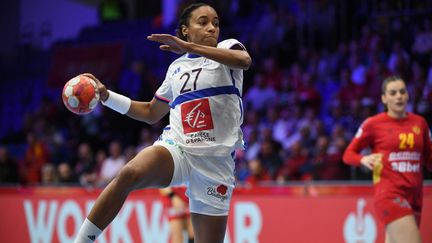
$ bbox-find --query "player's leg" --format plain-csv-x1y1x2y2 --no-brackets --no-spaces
191,213,227,243
385,231,391,243
385,214,421,243
169,218,185,243
186,216,195,242
185,152,235,243
75,145,174,242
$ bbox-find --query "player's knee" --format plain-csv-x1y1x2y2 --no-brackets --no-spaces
116,164,143,190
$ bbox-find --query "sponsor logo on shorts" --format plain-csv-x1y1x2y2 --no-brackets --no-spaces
160,138,183,153
392,197,411,209
207,184,229,202
165,138,176,146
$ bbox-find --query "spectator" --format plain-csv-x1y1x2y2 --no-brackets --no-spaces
57,162,78,184
81,149,108,187
22,132,50,184
244,128,261,162
118,59,145,100
257,137,283,179
242,110,260,142
387,40,410,75
41,163,58,185
74,143,98,186
97,141,126,186
243,73,277,113
123,145,137,162
337,68,366,108
259,107,279,135
277,141,309,181
349,54,368,88
136,127,155,152
323,101,352,133
412,19,432,57
0,146,19,183
245,159,272,186
261,56,283,89
272,107,297,145
296,73,321,112
311,136,348,180
74,143,96,179
366,54,390,103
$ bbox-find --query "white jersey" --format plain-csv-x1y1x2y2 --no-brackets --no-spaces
155,39,246,156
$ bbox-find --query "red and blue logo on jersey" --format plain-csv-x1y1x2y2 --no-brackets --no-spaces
181,98,214,134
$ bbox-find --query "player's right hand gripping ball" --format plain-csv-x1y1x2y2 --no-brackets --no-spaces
62,75,99,115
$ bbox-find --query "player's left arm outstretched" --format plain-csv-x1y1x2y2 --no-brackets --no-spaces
81,73,170,124
147,34,251,70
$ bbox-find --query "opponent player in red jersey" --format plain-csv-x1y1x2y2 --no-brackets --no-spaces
160,187,194,243
343,76,432,243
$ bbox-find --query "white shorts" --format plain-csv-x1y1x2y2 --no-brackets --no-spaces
154,136,235,216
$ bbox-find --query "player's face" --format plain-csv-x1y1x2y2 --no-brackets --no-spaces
381,80,409,117
183,6,219,47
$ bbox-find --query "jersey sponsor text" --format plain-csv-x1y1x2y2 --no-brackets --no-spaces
388,151,421,161
391,161,420,173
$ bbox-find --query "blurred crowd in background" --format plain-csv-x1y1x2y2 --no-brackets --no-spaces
1,0,432,187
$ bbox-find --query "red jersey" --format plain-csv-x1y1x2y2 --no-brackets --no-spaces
343,113,432,200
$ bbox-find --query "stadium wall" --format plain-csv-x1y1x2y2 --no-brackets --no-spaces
0,184,431,243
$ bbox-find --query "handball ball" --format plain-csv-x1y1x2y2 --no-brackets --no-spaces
62,75,99,115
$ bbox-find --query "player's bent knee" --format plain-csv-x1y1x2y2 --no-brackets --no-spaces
116,164,144,191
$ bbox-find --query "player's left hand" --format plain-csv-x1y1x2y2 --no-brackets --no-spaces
147,34,189,54
80,73,109,102
360,153,383,170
